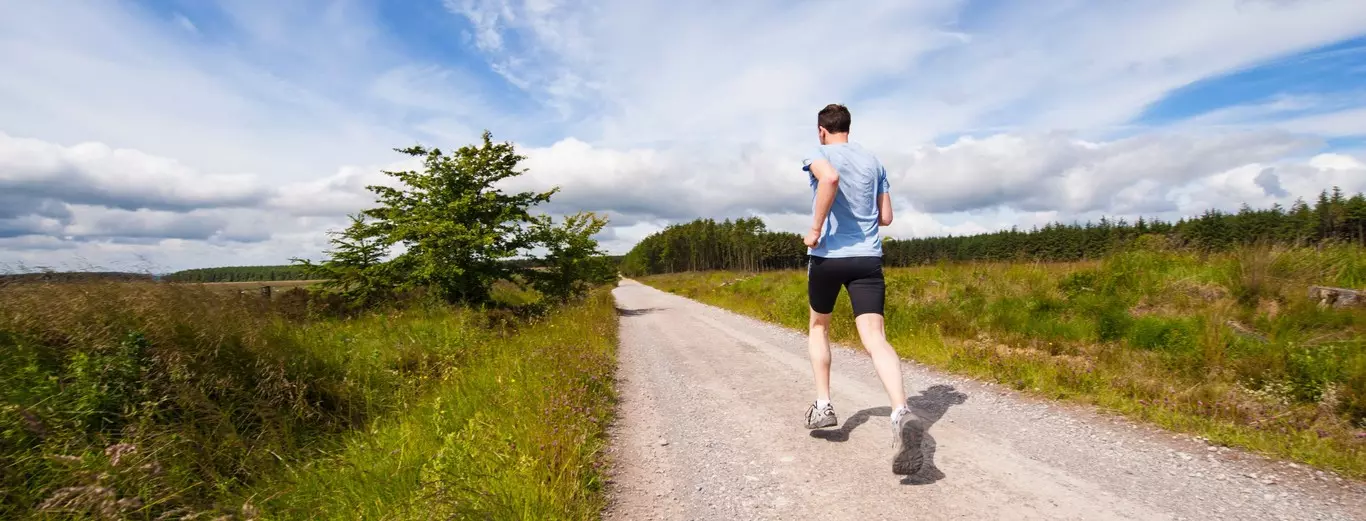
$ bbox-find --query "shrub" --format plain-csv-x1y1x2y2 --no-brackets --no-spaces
1128,316,1200,353
1225,245,1282,307
1095,304,1134,343
1058,270,1098,298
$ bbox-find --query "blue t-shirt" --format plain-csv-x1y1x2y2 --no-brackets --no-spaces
803,142,889,258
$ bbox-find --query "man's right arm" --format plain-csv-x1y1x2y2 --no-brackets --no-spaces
807,159,840,247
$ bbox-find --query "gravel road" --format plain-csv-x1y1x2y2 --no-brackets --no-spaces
602,279,1365,520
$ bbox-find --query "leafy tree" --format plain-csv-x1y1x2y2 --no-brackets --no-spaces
529,212,619,303
291,130,614,308
361,131,558,305
291,214,393,308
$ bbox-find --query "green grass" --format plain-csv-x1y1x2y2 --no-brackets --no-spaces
0,280,617,520
642,243,1366,478
253,290,617,520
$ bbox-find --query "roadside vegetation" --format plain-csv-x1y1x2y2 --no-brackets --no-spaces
1,131,620,519
256,288,617,520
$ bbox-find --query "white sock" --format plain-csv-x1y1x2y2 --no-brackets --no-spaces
815,399,831,409
891,405,909,423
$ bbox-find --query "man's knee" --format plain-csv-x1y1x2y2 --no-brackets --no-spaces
809,309,832,330
854,313,889,340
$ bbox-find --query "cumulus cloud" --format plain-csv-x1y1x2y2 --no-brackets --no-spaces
0,213,66,240
504,139,808,220
0,133,330,253
888,130,1321,214
1255,167,1290,197
0,235,78,253
0,133,269,212
0,133,281,246
60,206,281,243
268,164,403,218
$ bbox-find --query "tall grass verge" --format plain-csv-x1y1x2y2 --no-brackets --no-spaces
255,289,617,520
0,280,618,519
642,244,1366,478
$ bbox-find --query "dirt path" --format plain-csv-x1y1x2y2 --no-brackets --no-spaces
602,280,1365,521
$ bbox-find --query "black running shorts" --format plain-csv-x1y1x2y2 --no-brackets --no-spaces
807,256,885,316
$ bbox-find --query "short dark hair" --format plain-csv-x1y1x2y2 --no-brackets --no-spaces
818,104,851,134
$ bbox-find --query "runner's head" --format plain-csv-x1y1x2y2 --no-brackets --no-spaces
817,104,851,145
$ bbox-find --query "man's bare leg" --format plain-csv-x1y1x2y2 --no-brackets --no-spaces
857,311,922,474
854,313,908,410
808,308,834,402
803,308,839,429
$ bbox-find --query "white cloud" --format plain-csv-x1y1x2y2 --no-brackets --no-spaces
889,130,1320,214
1276,107,1366,137
0,133,269,212
1166,153,1366,217
0,132,364,267
268,165,396,218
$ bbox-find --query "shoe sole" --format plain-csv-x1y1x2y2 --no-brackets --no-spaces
892,416,924,475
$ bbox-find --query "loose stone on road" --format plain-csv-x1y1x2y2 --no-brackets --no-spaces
602,279,1365,520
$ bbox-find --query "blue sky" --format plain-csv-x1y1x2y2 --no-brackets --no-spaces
1,0,1365,272
1136,35,1366,129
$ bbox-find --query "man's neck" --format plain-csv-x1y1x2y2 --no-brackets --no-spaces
824,133,849,145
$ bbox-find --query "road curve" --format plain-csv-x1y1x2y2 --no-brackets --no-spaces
602,279,1365,521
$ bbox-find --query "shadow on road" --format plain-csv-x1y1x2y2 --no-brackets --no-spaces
809,384,968,485
615,306,663,317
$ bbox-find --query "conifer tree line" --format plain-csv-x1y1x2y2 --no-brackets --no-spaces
618,217,810,276
165,266,317,283
620,187,1366,276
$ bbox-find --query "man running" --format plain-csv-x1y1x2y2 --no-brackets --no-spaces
800,103,920,475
